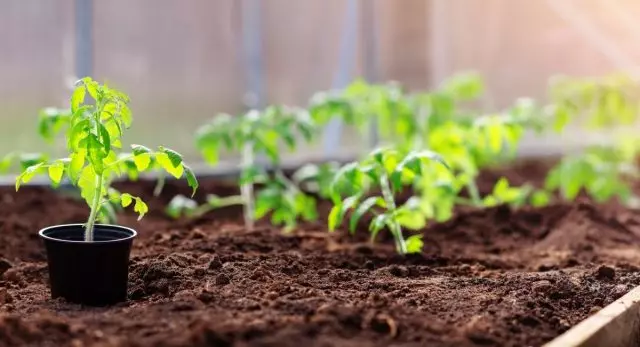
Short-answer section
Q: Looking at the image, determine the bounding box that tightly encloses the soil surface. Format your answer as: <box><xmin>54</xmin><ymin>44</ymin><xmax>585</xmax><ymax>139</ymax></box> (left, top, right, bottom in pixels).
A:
<box><xmin>3</xmin><ymin>160</ymin><xmax>640</xmax><ymax>347</ymax></box>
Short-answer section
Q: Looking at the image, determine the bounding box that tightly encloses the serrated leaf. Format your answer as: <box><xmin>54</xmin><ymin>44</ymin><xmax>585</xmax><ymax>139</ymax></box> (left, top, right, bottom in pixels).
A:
<box><xmin>70</xmin><ymin>85</ymin><xmax>86</xmax><ymax>113</ymax></box>
<box><xmin>134</xmin><ymin>197</ymin><xmax>149</xmax><ymax>220</ymax></box>
<box><xmin>120</xmin><ymin>193</ymin><xmax>133</xmax><ymax>207</ymax></box>
<box><xmin>15</xmin><ymin>163</ymin><xmax>45</xmax><ymax>191</ymax></box>
<box><xmin>68</xmin><ymin>119</ymin><xmax>89</xmax><ymax>151</ymax></box>
<box><xmin>159</xmin><ymin>146</ymin><xmax>183</xmax><ymax>168</ymax></box>
<box><xmin>155</xmin><ymin>152</ymin><xmax>184</xmax><ymax>178</ymax></box>
<box><xmin>133</xmin><ymin>152</ymin><xmax>151</xmax><ymax>171</ymax></box>
<box><xmin>183</xmin><ymin>164</ymin><xmax>198</xmax><ymax>197</ymax></box>
<box><xmin>48</xmin><ymin>161</ymin><xmax>64</xmax><ymax>185</ymax></box>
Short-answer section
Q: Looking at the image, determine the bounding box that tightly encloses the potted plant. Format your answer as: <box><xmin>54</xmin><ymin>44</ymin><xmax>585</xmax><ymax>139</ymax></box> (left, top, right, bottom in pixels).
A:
<box><xmin>15</xmin><ymin>77</ymin><xmax>198</xmax><ymax>306</ymax></box>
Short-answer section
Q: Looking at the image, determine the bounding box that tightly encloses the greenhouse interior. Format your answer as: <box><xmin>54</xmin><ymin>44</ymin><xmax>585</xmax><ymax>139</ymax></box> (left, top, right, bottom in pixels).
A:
<box><xmin>3</xmin><ymin>1</ymin><xmax>640</xmax><ymax>346</ymax></box>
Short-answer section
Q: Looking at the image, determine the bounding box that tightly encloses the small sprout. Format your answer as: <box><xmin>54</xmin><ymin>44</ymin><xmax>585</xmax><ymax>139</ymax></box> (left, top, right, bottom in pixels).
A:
<box><xmin>328</xmin><ymin>147</ymin><xmax>449</xmax><ymax>255</ymax></box>
<box><xmin>482</xmin><ymin>177</ymin><xmax>532</xmax><ymax>208</ymax></box>
<box><xmin>15</xmin><ymin>77</ymin><xmax>198</xmax><ymax>241</ymax></box>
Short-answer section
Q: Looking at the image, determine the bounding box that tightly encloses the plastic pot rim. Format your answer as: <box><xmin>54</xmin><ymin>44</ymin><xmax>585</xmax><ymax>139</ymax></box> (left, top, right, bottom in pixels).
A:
<box><xmin>39</xmin><ymin>223</ymin><xmax>137</xmax><ymax>244</ymax></box>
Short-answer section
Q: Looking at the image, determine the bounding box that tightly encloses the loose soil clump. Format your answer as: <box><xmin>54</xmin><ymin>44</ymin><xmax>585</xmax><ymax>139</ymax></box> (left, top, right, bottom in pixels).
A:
<box><xmin>2</xmin><ymin>161</ymin><xmax>640</xmax><ymax>346</ymax></box>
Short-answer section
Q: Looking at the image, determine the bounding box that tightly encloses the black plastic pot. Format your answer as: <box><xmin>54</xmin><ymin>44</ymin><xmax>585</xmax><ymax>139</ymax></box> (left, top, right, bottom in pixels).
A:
<box><xmin>39</xmin><ymin>224</ymin><xmax>136</xmax><ymax>306</ymax></box>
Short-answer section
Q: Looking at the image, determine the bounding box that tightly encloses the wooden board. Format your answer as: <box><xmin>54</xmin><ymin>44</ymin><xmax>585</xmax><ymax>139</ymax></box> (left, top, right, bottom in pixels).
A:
<box><xmin>544</xmin><ymin>285</ymin><xmax>640</xmax><ymax>347</ymax></box>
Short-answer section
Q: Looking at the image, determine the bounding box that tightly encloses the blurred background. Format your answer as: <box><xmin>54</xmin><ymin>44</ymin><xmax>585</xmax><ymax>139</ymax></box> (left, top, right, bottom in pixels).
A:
<box><xmin>2</xmin><ymin>0</ymin><xmax>640</xmax><ymax>169</ymax></box>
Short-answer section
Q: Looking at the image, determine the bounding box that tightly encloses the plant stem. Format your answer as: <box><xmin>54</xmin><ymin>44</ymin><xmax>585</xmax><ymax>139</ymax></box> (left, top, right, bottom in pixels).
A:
<box><xmin>241</xmin><ymin>142</ymin><xmax>255</xmax><ymax>230</ymax></box>
<box><xmin>84</xmin><ymin>173</ymin><xmax>104</xmax><ymax>242</ymax></box>
<box><xmin>379</xmin><ymin>172</ymin><xmax>407</xmax><ymax>254</ymax></box>
<box><xmin>153</xmin><ymin>171</ymin><xmax>166</xmax><ymax>197</ymax></box>
<box><xmin>466</xmin><ymin>179</ymin><xmax>483</xmax><ymax>207</ymax></box>
<box><xmin>189</xmin><ymin>195</ymin><xmax>245</xmax><ymax>219</ymax></box>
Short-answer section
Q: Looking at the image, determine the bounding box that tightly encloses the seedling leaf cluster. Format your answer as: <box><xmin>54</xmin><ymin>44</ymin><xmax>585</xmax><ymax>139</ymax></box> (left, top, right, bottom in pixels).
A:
<box><xmin>14</xmin><ymin>78</ymin><xmax>198</xmax><ymax>241</ymax></box>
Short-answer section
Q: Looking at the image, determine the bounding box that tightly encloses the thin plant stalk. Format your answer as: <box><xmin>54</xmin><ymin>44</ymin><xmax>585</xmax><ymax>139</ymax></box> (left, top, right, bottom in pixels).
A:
<box><xmin>379</xmin><ymin>172</ymin><xmax>407</xmax><ymax>254</ymax></box>
<box><xmin>153</xmin><ymin>171</ymin><xmax>166</xmax><ymax>197</ymax></box>
<box><xmin>84</xmin><ymin>173</ymin><xmax>104</xmax><ymax>241</ymax></box>
<box><xmin>241</xmin><ymin>141</ymin><xmax>255</xmax><ymax>230</ymax></box>
<box><xmin>466</xmin><ymin>180</ymin><xmax>483</xmax><ymax>207</ymax></box>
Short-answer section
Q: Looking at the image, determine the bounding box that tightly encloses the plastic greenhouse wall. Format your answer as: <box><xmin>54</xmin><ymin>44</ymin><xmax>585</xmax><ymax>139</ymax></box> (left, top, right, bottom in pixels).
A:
<box><xmin>1</xmin><ymin>0</ymin><xmax>640</xmax><ymax>172</ymax></box>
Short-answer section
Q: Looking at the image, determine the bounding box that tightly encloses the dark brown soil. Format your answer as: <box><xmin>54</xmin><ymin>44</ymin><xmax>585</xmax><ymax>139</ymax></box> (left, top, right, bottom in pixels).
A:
<box><xmin>3</xmin><ymin>160</ymin><xmax>640</xmax><ymax>347</ymax></box>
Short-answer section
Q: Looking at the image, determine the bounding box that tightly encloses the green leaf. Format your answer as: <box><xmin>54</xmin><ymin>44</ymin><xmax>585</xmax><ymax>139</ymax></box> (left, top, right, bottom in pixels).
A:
<box><xmin>77</xmin><ymin>165</ymin><xmax>98</xmax><ymax>205</ymax></box>
<box><xmin>68</xmin><ymin>151</ymin><xmax>85</xmax><ymax>183</ymax></box>
<box><xmin>328</xmin><ymin>195</ymin><xmax>359</xmax><ymax>231</ymax></box>
<box><xmin>120</xmin><ymin>193</ymin><xmax>133</xmax><ymax>207</ymax></box>
<box><xmin>255</xmin><ymin>187</ymin><xmax>280</xmax><ymax>219</ymax></box>
<box><xmin>0</xmin><ymin>153</ymin><xmax>14</xmax><ymax>173</ymax></box>
<box><xmin>369</xmin><ymin>214</ymin><xmax>389</xmax><ymax>242</ymax></box>
<box><xmin>159</xmin><ymin>146</ymin><xmax>183</xmax><ymax>168</ymax></box>
<box><xmin>349</xmin><ymin>196</ymin><xmax>385</xmax><ymax>234</ymax></box>
<box><xmin>134</xmin><ymin>197</ymin><xmax>149</xmax><ymax>220</ymax></box>
<box><xmin>70</xmin><ymin>85</ymin><xmax>86</xmax><ymax>113</ymax></box>
<box><xmin>183</xmin><ymin>164</ymin><xmax>198</xmax><ymax>197</ymax></box>
<box><xmin>131</xmin><ymin>144</ymin><xmax>151</xmax><ymax>155</ymax></box>
<box><xmin>405</xmin><ymin>234</ymin><xmax>424</xmax><ymax>254</ymax></box>
<box><xmin>68</xmin><ymin>119</ymin><xmax>90</xmax><ymax>151</ymax></box>
<box><xmin>530</xmin><ymin>190</ymin><xmax>551</xmax><ymax>207</ymax></box>
<box><xmin>395</xmin><ymin>207</ymin><xmax>426</xmax><ymax>230</ymax></box>
<box><xmin>15</xmin><ymin>163</ymin><xmax>45</xmax><ymax>191</ymax></box>
<box><xmin>99</xmin><ymin>123</ymin><xmax>111</xmax><ymax>153</ymax></box>
<box><xmin>48</xmin><ymin>161</ymin><xmax>65</xmax><ymax>185</ymax></box>
<box><xmin>130</xmin><ymin>144</ymin><xmax>152</xmax><ymax>171</ymax></box>
<box><xmin>87</xmin><ymin>134</ymin><xmax>105</xmax><ymax>174</ymax></box>
<box><xmin>155</xmin><ymin>152</ymin><xmax>184</xmax><ymax>179</ymax></box>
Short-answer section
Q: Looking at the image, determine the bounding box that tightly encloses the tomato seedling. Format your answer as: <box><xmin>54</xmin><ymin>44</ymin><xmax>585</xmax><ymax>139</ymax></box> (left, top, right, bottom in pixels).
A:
<box><xmin>14</xmin><ymin>77</ymin><xmax>198</xmax><ymax>241</ymax></box>
<box><xmin>182</xmin><ymin>105</ymin><xmax>317</xmax><ymax>230</ymax></box>
<box><xmin>328</xmin><ymin>147</ymin><xmax>449</xmax><ymax>254</ymax></box>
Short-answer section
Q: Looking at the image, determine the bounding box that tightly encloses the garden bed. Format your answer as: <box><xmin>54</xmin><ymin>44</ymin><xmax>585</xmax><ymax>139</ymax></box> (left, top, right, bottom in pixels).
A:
<box><xmin>2</xmin><ymin>160</ymin><xmax>640</xmax><ymax>347</ymax></box>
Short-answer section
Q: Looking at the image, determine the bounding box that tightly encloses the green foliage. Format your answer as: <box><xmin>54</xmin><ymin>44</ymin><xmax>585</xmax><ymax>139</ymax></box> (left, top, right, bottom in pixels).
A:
<box><xmin>544</xmin><ymin>147</ymin><xmax>635</xmax><ymax>204</ymax></box>
<box><xmin>194</xmin><ymin>105</ymin><xmax>319</xmax><ymax>230</ymax></box>
<box><xmin>328</xmin><ymin>147</ymin><xmax>449</xmax><ymax>254</ymax></box>
<box><xmin>15</xmin><ymin>77</ymin><xmax>198</xmax><ymax>241</ymax></box>
<box><xmin>195</xmin><ymin>106</ymin><xmax>315</xmax><ymax>166</ymax></box>
<box><xmin>308</xmin><ymin>72</ymin><xmax>485</xmax><ymax>151</ymax></box>
<box><xmin>538</xmin><ymin>74</ymin><xmax>640</xmax><ymax>207</ymax></box>
<box><xmin>548</xmin><ymin>74</ymin><xmax>640</xmax><ymax>131</ymax></box>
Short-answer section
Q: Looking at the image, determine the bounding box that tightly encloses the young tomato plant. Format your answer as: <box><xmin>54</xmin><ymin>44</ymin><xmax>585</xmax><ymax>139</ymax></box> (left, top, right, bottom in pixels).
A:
<box><xmin>177</xmin><ymin>105</ymin><xmax>317</xmax><ymax>231</ymax></box>
<box><xmin>36</xmin><ymin>106</ymin><xmax>169</xmax><ymax>197</ymax></box>
<box><xmin>15</xmin><ymin>77</ymin><xmax>198</xmax><ymax>241</ymax></box>
<box><xmin>308</xmin><ymin>72</ymin><xmax>484</xmax><ymax>152</ymax></box>
<box><xmin>328</xmin><ymin>147</ymin><xmax>449</xmax><ymax>254</ymax></box>
<box><xmin>538</xmin><ymin>74</ymin><xmax>640</xmax><ymax>207</ymax></box>
<box><xmin>543</xmin><ymin>144</ymin><xmax>639</xmax><ymax>206</ymax></box>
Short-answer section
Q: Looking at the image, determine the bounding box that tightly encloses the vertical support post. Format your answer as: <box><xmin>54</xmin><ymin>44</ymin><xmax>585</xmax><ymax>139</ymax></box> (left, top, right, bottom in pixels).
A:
<box><xmin>241</xmin><ymin>0</ymin><xmax>265</xmax><ymax>110</ymax></box>
<box><xmin>321</xmin><ymin>0</ymin><xmax>359</xmax><ymax>158</ymax></box>
<box><xmin>75</xmin><ymin>0</ymin><xmax>93</xmax><ymax>80</ymax></box>
<box><xmin>362</xmin><ymin>0</ymin><xmax>380</xmax><ymax>149</ymax></box>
